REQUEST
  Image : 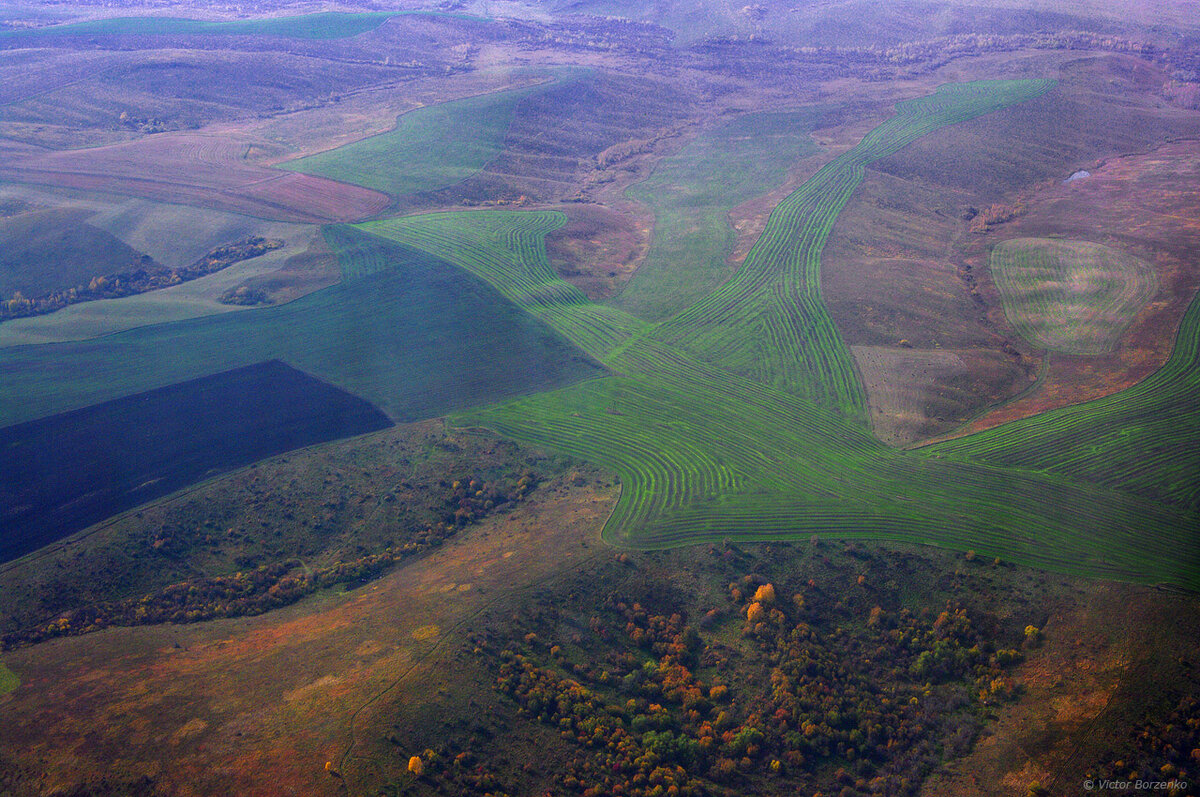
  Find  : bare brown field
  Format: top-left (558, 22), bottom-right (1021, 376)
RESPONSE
top-left (824, 168), bottom-right (1036, 445)
top-left (951, 139), bottom-right (1200, 435)
top-left (0, 133), bottom-right (390, 223)
top-left (852, 345), bottom-right (1023, 446)
top-left (543, 202), bottom-right (649, 300)
top-left (819, 53), bottom-right (1200, 445)
top-left (0, 437), bottom-right (618, 796)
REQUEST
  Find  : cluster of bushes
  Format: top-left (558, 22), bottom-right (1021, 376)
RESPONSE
top-left (413, 548), bottom-right (1031, 796)
top-left (1089, 691), bottom-right (1198, 790)
top-left (967, 202), bottom-right (1025, 233)
top-left (440, 474), bottom-right (536, 527)
top-left (2, 474), bottom-right (534, 650)
top-left (218, 285), bottom-right (271, 306)
top-left (1, 237), bottom-right (282, 321)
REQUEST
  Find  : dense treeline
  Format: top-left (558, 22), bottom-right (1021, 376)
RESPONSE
top-left (0, 237), bottom-right (282, 321)
top-left (0, 473), bottom-right (535, 650)
top-left (695, 31), bottom-right (1158, 81)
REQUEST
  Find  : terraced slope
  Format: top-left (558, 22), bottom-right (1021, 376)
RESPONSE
top-left (356, 80), bottom-right (1200, 592)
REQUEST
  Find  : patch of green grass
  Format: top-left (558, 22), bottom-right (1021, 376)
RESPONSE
top-left (279, 79), bottom-right (567, 199)
top-left (1, 12), bottom-right (420, 41)
top-left (925, 290), bottom-right (1200, 515)
top-left (989, 237), bottom-right (1157, 354)
top-left (0, 662), bottom-right (17, 695)
top-left (0, 227), bottom-right (603, 427)
top-left (653, 80), bottom-right (1058, 419)
top-left (356, 79), bottom-right (1200, 592)
top-left (613, 109), bottom-right (825, 321)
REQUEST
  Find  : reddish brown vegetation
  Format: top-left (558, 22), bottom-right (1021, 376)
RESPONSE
top-left (954, 140), bottom-right (1200, 436)
top-left (0, 134), bottom-right (389, 223)
top-left (418, 543), bottom-right (1032, 797)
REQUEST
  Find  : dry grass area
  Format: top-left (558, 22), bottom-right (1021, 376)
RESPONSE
top-left (920, 582), bottom-right (1200, 797)
top-left (543, 203), bottom-right (649, 300)
top-left (820, 54), bottom-right (1200, 446)
top-left (0, 132), bottom-right (390, 223)
top-left (852, 345), bottom-right (1024, 446)
top-left (0, 439), bottom-right (618, 796)
top-left (953, 139), bottom-right (1200, 435)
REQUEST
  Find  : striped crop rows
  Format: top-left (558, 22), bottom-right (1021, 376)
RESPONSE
top-left (989, 238), bottom-right (1157, 354)
top-left (360, 211), bottom-right (646, 359)
top-left (354, 79), bottom-right (1200, 592)
top-left (927, 291), bottom-right (1200, 514)
top-left (654, 80), bottom-right (1055, 422)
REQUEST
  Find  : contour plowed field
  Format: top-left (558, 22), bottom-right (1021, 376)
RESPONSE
top-left (359, 79), bottom-right (1200, 592)
top-left (990, 237), bottom-right (1157, 354)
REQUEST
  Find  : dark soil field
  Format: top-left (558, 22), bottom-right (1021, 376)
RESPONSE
top-left (0, 360), bottom-right (391, 564)
top-left (0, 230), bottom-right (606, 429)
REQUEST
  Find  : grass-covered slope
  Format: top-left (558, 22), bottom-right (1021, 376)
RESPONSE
top-left (279, 82), bottom-right (553, 199)
top-left (0, 227), bottom-right (603, 428)
top-left (0, 209), bottom-right (156, 299)
top-left (653, 80), bottom-right (1056, 420)
top-left (358, 79), bottom-right (1200, 592)
top-left (613, 109), bottom-right (825, 320)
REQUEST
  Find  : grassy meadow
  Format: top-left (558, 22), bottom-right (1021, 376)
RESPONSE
top-left (614, 109), bottom-right (825, 320)
top-left (4, 78), bottom-right (1197, 594)
top-left (0, 209), bottom-right (155, 299)
top-left (0, 228), bottom-right (603, 427)
top-left (279, 81), bottom-right (557, 200)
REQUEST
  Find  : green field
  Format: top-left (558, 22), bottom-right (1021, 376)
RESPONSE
top-left (279, 80), bottom-right (562, 199)
top-left (0, 227), bottom-right (603, 427)
top-left (613, 109), bottom-right (825, 320)
top-left (990, 237), bottom-right (1157, 354)
top-left (356, 79), bottom-right (1200, 592)
top-left (0, 192), bottom-right (315, 348)
top-left (0, 662), bottom-right (17, 696)
top-left (653, 80), bottom-right (1057, 418)
top-left (6, 78), bottom-right (1197, 592)
top-left (1, 12), bottom-right (406, 41)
